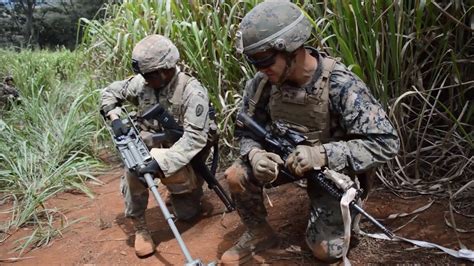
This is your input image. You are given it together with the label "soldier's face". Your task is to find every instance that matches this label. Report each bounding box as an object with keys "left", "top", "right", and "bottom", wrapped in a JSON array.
[
  {"left": 143, "top": 71, "right": 165, "bottom": 89},
  {"left": 143, "top": 69, "right": 175, "bottom": 90},
  {"left": 246, "top": 51, "right": 287, "bottom": 84}
]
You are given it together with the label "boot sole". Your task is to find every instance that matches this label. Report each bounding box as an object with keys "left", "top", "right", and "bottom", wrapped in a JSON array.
[
  {"left": 221, "top": 236, "right": 278, "bottom": 265},
  {"left": 136, "top": 249, "right": 155, "bottom": 258}
]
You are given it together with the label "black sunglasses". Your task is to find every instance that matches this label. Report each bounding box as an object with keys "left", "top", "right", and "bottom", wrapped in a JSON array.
[
  {"left": 245, "top": 51, "right": 277, "bottom": 69},
  {"left": 131, "top": 59, "right": 142, "bottom": 74},
  {"left": 142, "top": 71, "right": 163, "bottom": 81}
]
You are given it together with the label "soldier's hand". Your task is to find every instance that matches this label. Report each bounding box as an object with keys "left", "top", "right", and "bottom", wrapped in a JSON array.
[
  {"left": 111, "top": 118, "right": 129, "bottom": 137},
  {"left": 139, "top": 131, "right": 154, "bottom": 147},
  {"left": 138, "top": 159, "right": 163, "bottom": 175},
  {"left": 285, "top": 145, "right": 327, "bottom": 177},
  {"left": 249, "top": 148, "right": 284, "bottom": 184}
]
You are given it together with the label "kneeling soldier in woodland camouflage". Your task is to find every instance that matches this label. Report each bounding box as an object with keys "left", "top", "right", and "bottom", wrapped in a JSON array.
[
  {"left": 100, "top": 35, "right": 215, "bottom": 257},
  {"left": 221, "top": 1, "right": 400, "bottom": 264}
]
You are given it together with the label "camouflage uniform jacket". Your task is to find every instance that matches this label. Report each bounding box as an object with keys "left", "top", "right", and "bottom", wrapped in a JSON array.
[
  {"left": 238, "top": 48, "right": 399, "bottom": 173},
  {"left": 100, "top": 69, "right": 210, "bottom": 177}
]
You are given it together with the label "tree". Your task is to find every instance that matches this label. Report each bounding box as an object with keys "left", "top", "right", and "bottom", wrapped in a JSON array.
[
  {"left": 16, "top": 0, "right": 38, "bottom": 45},
  {"left": 35, "top": 0, "right": 107, "bottom": 48},
  {"left": 0, "top": 0, "right": 107, "bottom": 48}
]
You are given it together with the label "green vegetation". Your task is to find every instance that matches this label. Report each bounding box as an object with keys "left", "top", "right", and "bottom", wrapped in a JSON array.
[
  {"left": 0, "top": 49, "right": 103, "bottom": 254},
  {"left": 303, "top": 0, "right": 473, "bottom": 196},
  {"left": 1, "top": 0, "right": 472, "bottom": 255}
]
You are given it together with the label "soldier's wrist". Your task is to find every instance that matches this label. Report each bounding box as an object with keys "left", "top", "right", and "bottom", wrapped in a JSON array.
[
  {"left": 316, "top": 145, "right": 328, "bottom": 167},
  {"left": 101, "top": 104, "right": 116, "bottom": 115},
  {"left": 248, "top": 147, "right": 264, "bottom": 162},
  {"left": 109, "top": 113, "right": 120, "bottom": 121}
]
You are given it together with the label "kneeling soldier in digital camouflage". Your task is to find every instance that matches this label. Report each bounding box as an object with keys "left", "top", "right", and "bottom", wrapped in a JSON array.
[
  {"left": 100, "top": 35, "right": 214, "bottom": 257},
  {"left": 221, "top": 1, "right": 400, "bottom": 264}
]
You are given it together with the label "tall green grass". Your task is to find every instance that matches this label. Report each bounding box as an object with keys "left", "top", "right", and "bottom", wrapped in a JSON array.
[
  {"left": 0, "top": 49, "right": 103, "bottom": 254},
  {"left": 302, "top": 0, "right": 473, "bottom": 196}
]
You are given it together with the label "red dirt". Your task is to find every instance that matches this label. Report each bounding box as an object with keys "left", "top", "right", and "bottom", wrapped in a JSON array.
[{"left": 0, "top": 163, "right": 473, "bottom": 265}]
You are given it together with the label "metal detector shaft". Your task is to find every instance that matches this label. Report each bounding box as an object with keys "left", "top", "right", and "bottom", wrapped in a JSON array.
[{"left": 142, "top": 172, "right": 203, "bottom": 266}]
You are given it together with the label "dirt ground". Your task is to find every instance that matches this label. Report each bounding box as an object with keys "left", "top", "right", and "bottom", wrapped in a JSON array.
[{"left": 0, "top": 161, "right": 473, "bottom": 265}]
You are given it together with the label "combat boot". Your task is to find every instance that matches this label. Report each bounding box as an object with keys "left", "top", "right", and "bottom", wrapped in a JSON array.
[
  {"left": 132, "top": 216, "right": 156, "bottom": 257},
  {"left": 221, "top": 222, "right": 278, "bottom": 264}
]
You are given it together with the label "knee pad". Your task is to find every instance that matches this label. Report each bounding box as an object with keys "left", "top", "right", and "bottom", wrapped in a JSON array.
[
  {"left": 307, "top": 238, "right": 344, "bottom": 262},
  {"left": 305, "top": 204, "right": 344, "bottom": 262},
  {"left": 224, "top": 162, "right": 248, "bottom": 193}
]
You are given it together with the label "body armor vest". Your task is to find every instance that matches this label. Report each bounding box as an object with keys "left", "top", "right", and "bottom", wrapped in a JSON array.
[
  {"left": 135, "top": 72, "right": 192, "bottom": 132},
  {"left": 136, "top": 72, "right": 218, "bottom": 144},
  {"left": 249, "top": 57, "right": 338, "bottom": 143}
]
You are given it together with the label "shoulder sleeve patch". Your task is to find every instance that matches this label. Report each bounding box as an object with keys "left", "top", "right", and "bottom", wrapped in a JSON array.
[
  {"left": 195, "top": 104, "right": 204, "bottom": 117},
  {"left": 183, "top": 83, "right": 209, "bottom": 130}
]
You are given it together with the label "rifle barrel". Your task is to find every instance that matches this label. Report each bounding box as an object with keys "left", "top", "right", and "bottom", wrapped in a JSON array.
[
  {"left": 351, "top": 202, "right": 394, "bottom": 239},
  {"left": 191, "top": 158, "right": 235, "bottom": 212}
]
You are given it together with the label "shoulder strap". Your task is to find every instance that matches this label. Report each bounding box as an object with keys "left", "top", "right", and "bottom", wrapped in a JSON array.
[
  {"left": 170, "top": 72, "right": 194, "bottom": 122},
  {"left": 248, "top": 75, "right": 268, "bottom": 117},
  {"left": 123, "top": 75, "right": 135, "bottom": 88},
  {"left": 171, "top": 72, "right": 193, "bottom": 106},
  {"left": 313, "top": 57, "right": 338, "bottom": 92}
]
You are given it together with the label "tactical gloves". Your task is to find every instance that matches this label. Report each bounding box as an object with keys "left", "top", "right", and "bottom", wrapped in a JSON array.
[
  {"left": 139, "top": 131, "right": 154, "bottom": 147},
  {"left": 137, "top": 158, "right": 164, "bottom": 187},
  {"left": 248, "top": 148, "right": 284, "bottom": 184},
  {"left": 138, "top": 159, "right": 163, "bottom": 177},
  {"left": 111, "top": 118, "right": 129, "bottom": 137},
  {"left": 286, "top": 145, "right": 327, "bottom": 177}
]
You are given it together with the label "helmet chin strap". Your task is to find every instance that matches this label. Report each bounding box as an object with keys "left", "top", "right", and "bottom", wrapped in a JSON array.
[{"left": 276, "top": 51, "right": 297, "bottom": 86}]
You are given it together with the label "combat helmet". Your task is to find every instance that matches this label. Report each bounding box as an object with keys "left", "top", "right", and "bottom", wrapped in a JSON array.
[
  {"left": 236, "top": 0, "right": 312, "bottom": 55},
  {"left": 131, "top": 34, "right": 179, "bottom": 75},
  {"left": 4, "top": 75, "right": 13, "bottom": 83}
]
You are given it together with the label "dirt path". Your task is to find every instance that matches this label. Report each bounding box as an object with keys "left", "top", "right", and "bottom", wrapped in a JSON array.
[{"left": 1, "top": 164, "right": 472, "bottom": 265}]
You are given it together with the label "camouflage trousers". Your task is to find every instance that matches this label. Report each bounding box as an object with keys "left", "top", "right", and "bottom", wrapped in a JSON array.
[
  {"left": 120, "top": 164, "right": 203, "bottom": 218},
  {"left": 224, "top": 158, "right": 373, "bottom": 262}
]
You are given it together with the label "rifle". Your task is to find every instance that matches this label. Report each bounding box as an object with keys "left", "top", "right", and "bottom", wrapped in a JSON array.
[
  {"left": 103, "top": 111, "right": 208, "bottom": 266},
  {"left": 141, "top": 103, "right": 235, "bottom": 213},
  {"left": 236, "top": 112, "right": 394, "bottom": 239}
]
